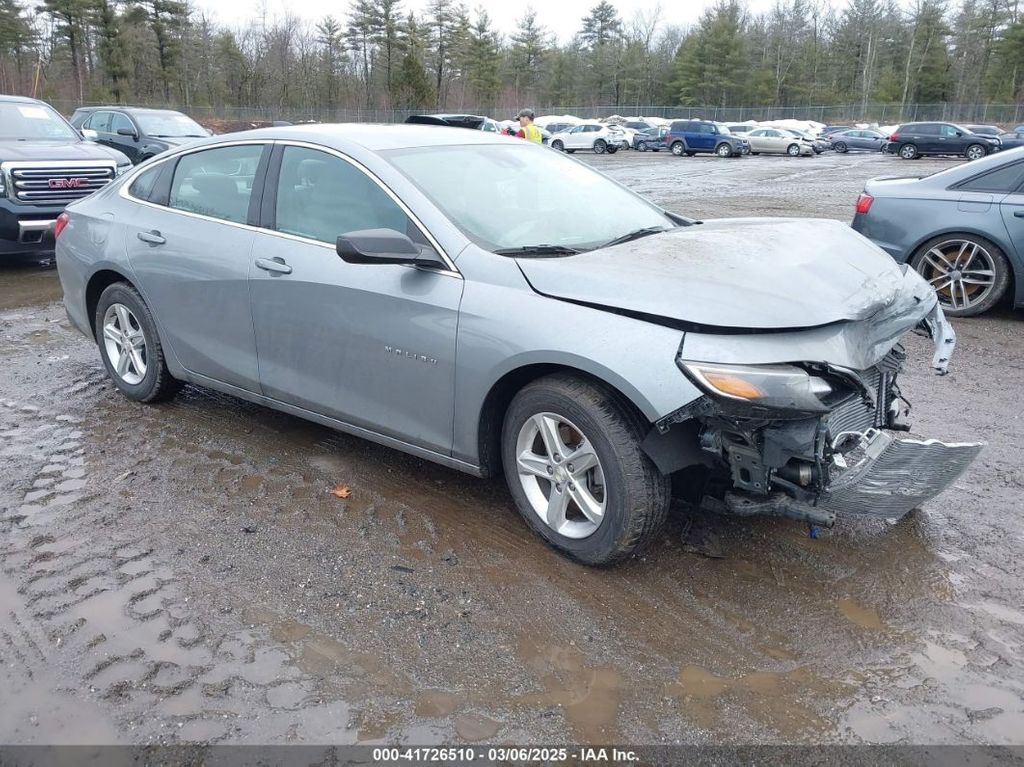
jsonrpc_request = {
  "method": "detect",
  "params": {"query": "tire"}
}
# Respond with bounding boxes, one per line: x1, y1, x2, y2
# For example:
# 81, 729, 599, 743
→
787, 143, 800, 157
501, 374, 670, 566
552, 140, 564, 152
715, 142, 732, 158
670, 141, 685, 156
566, 149, 575, 154
834, 142, 848, 153
95, 282, 181, 402
909, 234, 1011, 317
965, 143, 986, 161
638, 142, 648, 152
685, 151, 697, 157
607, 146, 618, 154
899, 143, 918, 160
593, 139, 607, 154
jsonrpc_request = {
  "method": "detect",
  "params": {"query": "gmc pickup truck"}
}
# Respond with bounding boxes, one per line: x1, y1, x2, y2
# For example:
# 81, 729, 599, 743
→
1, 95, 130, 262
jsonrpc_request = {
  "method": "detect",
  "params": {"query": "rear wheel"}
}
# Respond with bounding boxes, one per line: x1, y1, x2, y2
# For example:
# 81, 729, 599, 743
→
899, 143, 918, 160
501, 374, 670, 566
670, 141, 685, 156
638, 142, 648, 152
833, 141, 848, 153
787, 143, 800, 156
552, 140, 564, 152
95, 283, 181, 402
715, 142, 732, 158
965, 143, 986, 161
910, 235, 1011, 317
593, 139, 607, 154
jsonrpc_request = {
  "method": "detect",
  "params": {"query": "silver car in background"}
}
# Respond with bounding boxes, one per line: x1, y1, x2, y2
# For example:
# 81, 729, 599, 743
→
56, 125, 982, 566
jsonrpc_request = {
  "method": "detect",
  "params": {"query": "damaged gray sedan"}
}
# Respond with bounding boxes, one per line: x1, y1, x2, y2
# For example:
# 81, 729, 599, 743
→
55, 125, 983, 566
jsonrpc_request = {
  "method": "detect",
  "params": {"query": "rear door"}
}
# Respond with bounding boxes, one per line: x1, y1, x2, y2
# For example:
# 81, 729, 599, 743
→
248, 143, 463, 453
914, 123, 940, 153
993, 163, 1024, 272
123, 142, 268, 391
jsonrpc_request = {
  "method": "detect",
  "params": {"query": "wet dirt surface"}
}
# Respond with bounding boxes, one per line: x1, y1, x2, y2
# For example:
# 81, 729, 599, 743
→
2, 152, 1023, 746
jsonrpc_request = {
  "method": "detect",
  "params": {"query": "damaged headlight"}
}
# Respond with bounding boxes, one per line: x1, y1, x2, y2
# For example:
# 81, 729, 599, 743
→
680, 361, 833, 413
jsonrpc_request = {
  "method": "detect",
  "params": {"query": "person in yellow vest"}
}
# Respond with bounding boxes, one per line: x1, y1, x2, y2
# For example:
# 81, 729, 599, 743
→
516, 108, 543, 144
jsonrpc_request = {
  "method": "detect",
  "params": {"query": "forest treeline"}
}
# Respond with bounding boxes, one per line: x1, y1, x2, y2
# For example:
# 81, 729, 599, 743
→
0, 0, 1022, 116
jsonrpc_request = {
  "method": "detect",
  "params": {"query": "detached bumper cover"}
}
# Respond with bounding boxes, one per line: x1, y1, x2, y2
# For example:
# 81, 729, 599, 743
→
820, 429, 983, 519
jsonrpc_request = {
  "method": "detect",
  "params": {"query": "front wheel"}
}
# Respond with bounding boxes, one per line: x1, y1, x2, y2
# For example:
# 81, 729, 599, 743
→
95, 282, 181, 402
593, 139, 607, 154
551, 140, 564, 152
834, 141, 848, 153
715, 142, 733, 158
787, 143, 801, 157
501, 375, 670, 566
670, 141, 685, 156
910, 234, 1011, 317
638, 142, 648, 152
965, 143, 986, 161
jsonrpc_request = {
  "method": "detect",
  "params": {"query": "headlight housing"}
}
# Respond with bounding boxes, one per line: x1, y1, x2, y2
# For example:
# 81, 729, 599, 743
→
680, 361, 833, 413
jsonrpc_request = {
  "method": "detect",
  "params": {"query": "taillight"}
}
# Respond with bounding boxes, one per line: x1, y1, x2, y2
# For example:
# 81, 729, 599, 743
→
54, 212, 70, 239
889, 132, 899, 141
855, 193, 874, 215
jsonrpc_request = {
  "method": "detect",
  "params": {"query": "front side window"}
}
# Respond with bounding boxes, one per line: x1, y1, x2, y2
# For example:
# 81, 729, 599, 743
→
110, 113, 134, 134
274, 146, 415, 244
169, 144, 264, 224
942, 125, 961, 138
388, 143, 673, 253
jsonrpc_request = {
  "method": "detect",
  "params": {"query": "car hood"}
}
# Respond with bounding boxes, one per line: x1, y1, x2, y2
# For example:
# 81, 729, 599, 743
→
0, 140, 128, 164
516, 218, 912, 331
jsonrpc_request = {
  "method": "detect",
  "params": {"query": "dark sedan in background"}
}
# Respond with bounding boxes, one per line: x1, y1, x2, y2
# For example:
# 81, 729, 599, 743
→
633, 126, 669, 151
853, 147, 1024, 316
829, 128, 888, 153
70, 106, 210, 164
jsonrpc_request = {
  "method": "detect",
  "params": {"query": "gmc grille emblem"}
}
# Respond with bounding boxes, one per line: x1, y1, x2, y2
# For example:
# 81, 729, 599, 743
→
48, 178, 86, 189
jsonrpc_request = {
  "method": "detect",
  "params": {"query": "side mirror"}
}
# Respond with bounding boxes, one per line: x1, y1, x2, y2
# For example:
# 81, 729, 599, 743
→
80, 128, 98, 141
336, 228, 446, 269
117, 127, 139, 140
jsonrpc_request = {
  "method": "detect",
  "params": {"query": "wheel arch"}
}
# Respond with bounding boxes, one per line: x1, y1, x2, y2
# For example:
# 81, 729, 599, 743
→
85, 268, 137, 338
475, 362, 658, 479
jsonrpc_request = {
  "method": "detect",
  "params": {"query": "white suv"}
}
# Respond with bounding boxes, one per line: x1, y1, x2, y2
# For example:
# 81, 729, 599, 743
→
549, 122, 622, 154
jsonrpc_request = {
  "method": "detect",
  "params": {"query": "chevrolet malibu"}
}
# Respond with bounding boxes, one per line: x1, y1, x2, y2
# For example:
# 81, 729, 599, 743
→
55, 125, 982, 566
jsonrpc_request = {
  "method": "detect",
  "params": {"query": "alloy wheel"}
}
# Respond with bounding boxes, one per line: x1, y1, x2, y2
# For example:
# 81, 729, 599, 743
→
916, 239, 998, 313
966, 144, 986, 160
102, 303, 148, 385
515, 412, 606, 539
716, 143, 732, 157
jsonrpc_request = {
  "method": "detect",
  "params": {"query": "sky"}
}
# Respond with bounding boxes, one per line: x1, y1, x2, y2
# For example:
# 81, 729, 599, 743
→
195, 0, 785, 43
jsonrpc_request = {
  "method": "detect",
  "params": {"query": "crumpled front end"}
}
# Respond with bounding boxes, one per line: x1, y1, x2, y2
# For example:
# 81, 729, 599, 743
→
664, 293, 984, 524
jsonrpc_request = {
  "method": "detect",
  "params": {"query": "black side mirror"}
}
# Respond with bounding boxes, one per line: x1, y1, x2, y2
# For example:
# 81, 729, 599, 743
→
117, 127, 139, 140
336, 228, 446, 269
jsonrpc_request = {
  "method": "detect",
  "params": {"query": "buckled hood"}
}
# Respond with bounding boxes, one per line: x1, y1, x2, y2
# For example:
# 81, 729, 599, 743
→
516, 218, 916, 330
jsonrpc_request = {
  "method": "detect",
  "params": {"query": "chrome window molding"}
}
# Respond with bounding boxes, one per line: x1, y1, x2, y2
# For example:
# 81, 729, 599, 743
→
117, 138, 461, 277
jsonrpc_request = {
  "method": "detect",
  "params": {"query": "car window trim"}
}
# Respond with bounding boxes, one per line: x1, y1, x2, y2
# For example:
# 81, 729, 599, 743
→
119, 138, 459, 278
950, 160, 1024, 194
258, 139, 459, 276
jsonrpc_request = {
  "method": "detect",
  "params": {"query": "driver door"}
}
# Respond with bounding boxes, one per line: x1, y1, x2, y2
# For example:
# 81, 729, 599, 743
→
248, 144, 464, 454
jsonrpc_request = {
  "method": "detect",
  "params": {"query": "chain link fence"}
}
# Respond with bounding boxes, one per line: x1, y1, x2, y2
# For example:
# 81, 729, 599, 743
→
49, 100, 1024, 127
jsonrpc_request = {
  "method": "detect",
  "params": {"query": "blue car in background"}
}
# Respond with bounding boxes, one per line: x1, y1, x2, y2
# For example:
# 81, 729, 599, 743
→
633, 126, 669, 152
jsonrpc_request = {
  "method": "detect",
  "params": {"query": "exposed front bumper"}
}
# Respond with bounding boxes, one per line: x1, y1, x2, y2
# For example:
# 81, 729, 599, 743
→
1, 201, 60, 258
819, 428, 983, 519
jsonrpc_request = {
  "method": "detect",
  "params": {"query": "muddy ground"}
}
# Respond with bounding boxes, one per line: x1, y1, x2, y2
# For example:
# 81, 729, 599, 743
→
1, 151, 1022, 747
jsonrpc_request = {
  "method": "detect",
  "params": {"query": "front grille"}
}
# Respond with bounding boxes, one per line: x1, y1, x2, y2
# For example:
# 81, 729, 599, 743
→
8, 165, 115, 205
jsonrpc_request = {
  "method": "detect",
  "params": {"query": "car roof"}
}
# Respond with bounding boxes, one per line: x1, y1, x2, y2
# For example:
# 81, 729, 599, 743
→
215, 123, 516, 151
74, 105, 185, 115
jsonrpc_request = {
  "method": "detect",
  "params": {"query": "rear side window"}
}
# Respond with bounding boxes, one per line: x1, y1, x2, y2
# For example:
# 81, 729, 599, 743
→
129, 165, 162, 201
88, 112, 111, 133
957, 163, 1024, 193
169, 144, 264, 224
670, 121, 686, 132
915, 124, 939, 135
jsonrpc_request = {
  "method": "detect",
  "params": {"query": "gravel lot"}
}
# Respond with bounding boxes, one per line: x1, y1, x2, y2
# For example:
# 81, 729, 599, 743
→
2, 150, 1022, 747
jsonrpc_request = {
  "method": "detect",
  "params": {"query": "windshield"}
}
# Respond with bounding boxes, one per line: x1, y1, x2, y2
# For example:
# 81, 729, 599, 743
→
387, 144, 674, 253
134, 111, 206, 137
0, 102, 80, 141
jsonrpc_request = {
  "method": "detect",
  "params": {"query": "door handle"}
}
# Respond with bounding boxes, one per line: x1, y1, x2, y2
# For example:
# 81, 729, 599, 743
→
137, 230, 165, 245
255, 257, 292, 274
1014, 210, 1024, 218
